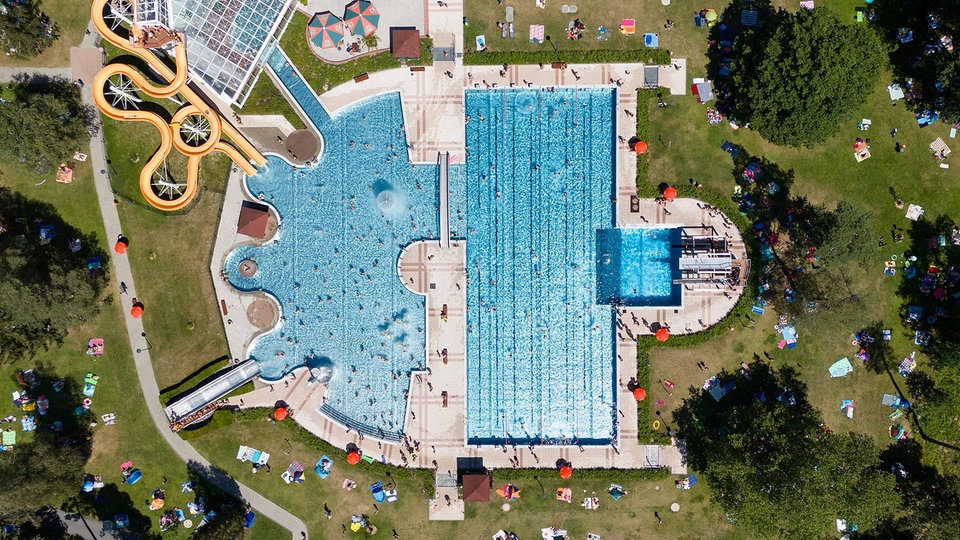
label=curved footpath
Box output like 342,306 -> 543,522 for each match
77,24 -> 308,540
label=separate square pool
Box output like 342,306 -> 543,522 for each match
597,227 -> 683,307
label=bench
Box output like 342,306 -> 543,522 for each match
354,73 -> 369,83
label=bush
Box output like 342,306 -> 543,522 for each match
492,467 -> 670,484
464,49 -> 670,67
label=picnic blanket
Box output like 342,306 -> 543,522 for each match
315,456 -> 333,479
282,460 -> 305,484
21,415 -> 36,432
829,357 -> 853,378
882,393 -> 911,409
887,83 -> 905,101
529,24 -> 545,43
899,352 -> 917,377
236,445 -> 270,465
2,430 -> 15,446
840,400 -> 855,419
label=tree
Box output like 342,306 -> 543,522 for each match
674,364 -> 899,538
729,7 -> 885,146
0,187 -> 108,362
0,436 -> 87,520
0,77 -> 97,175
0,0 -> 59,58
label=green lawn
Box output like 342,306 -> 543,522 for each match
0,143 -> 284,538
0,0 -> 91,68
100,117 -> 233,389
644,64 -> 959,472
238,71 -> 306,129
187,411 -> 742,540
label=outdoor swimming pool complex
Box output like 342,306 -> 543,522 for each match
230,57 -> 681,443
463,88 -> 617,445
225,83 -> 462,440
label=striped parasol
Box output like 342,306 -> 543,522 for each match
308,11 -> 344,49
343,0 -> 380,37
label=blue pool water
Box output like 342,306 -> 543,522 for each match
597,227 -> 682,307
226,74 -> 464,437
464,88 -> 617,445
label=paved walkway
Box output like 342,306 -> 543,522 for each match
77,24 -> 308,540
55,510 -> 122,540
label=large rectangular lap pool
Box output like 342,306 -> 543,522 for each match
464,88 -> 617,446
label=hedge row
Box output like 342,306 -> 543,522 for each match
491,466 -> 670,484
631,91 -> 761,444
463,49 -> 671,67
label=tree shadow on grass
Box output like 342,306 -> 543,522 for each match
68,483 -> 156,538
0,187 -> 110,361
895,213 -> 960,362
185,460 -> 247,539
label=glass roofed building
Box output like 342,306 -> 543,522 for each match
132,0 -> 295,106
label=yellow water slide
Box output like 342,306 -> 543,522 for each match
90,0 -> 266,211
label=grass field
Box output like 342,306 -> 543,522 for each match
0,0 -> 91,68
0,154 -> 281,538
99,117 -> 233,389
644,69 -> 957,426
187,412 -> 744,540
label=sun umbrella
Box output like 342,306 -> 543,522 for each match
704,9 -> 718,22
131,303 -> 144,318
308,11 -> 344,49
114,240 -> 127,254
633,387 -> 647,401
655,327 -> 670,341
343,0 -> 380,37
274,407 -> 288,421
347,451 -> 361,465
663,187 -> 677,200
559,465 -> 573,479
634,140 -> 648,154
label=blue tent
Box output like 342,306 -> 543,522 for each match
243,510 -> 256,529
369,481 -> 386,503
644,33 -> 659,48
126,469 -> 142,485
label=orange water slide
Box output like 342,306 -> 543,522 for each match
90,0 -> 265,211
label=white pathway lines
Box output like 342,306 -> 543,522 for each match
80,26 -> 308,539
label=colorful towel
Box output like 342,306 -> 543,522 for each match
829,358 -> 853,378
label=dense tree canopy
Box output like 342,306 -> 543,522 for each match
0,188 -> 108,362
730,8 -> 885,146
674,364 -> 899,538
0,0 -> 58,58
0,77 -> 96,175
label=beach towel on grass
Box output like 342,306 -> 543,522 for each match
829,357 -> 853,378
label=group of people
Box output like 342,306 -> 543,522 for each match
568,19 -> 587,40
